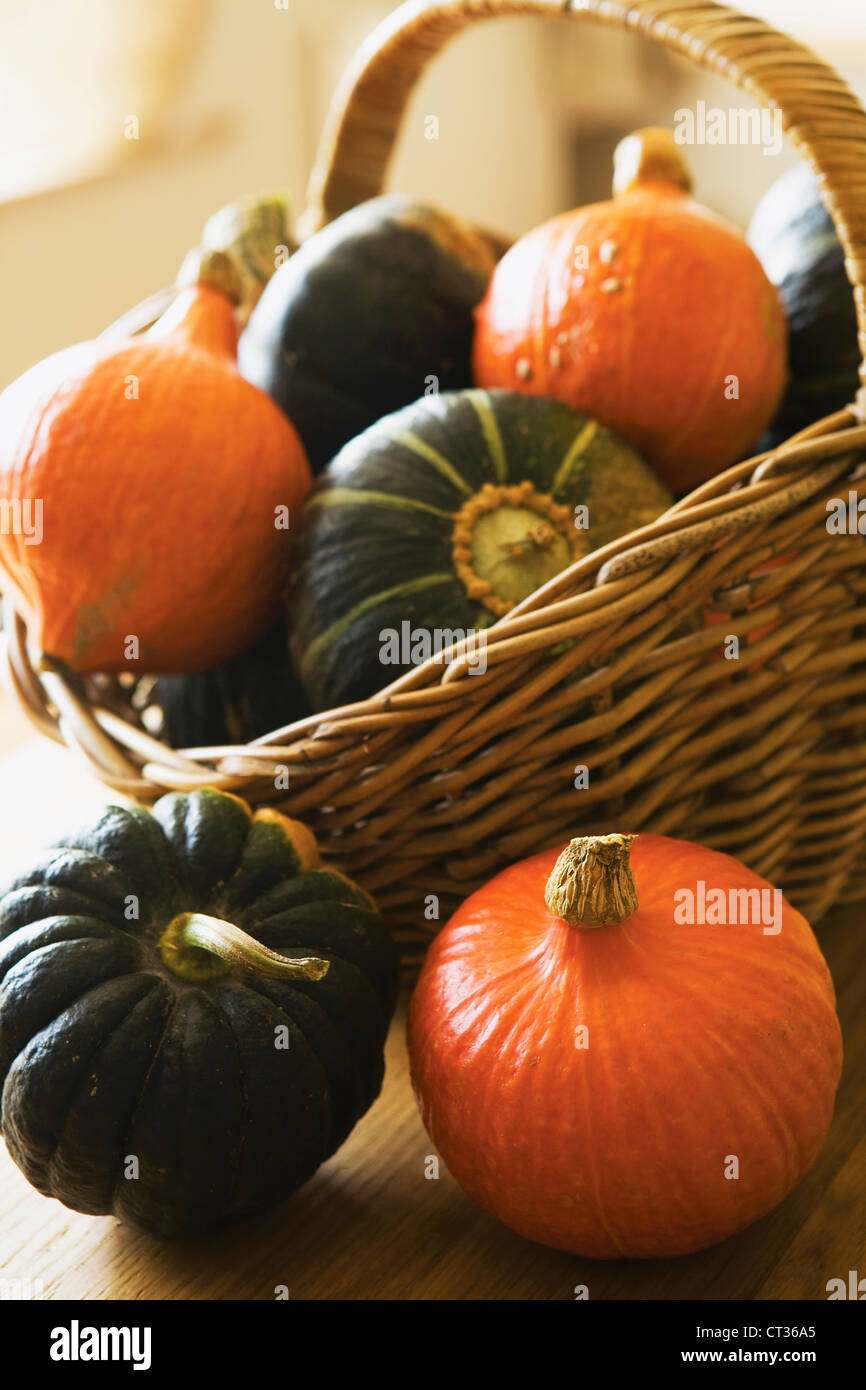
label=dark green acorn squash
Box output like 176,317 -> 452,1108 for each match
747,162 -> 860,448
288,388 -> 672,710
155,620 -> 310,748
237,195 -> 498,472
0,789 -> 397,1238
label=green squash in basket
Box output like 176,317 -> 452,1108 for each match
238,195 -> 498,472
288,388 -> 673,710
0,789 -> 398,1238
748,161 -> 860,447
155,620 -> 310,748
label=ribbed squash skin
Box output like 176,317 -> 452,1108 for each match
408,834 -> 842,1259
289,388 -> 672,710
748,161 -> 861,447
0,789 -> 397,1238
156,620 -> 310,748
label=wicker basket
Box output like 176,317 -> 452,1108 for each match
4,0 -> 866,969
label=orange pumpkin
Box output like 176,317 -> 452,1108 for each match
0,203 -> 311,674
473,128 -> 787,494
408,832 -> 841,1259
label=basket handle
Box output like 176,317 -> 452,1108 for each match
301,0 -> 866,404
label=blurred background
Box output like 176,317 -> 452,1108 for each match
0,0 -> 864,757
2,0 -> 865,390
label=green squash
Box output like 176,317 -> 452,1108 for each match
748,162 -> 860,447
238,195 -> 498,472
0,789 -> 397,1238
156,620 -> 310,748
289,388 -> 672,710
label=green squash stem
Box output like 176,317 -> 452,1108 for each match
545,834 -> 638,928
158,912 -> 330,984
176,193 -> 294,326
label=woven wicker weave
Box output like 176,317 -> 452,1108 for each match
4,0 -> 866,968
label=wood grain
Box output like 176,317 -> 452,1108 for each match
0,739 -> 863,1300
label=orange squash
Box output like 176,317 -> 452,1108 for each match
408,832 -> 841,1258
0,200 -> 311,674
473,128 -> 787,494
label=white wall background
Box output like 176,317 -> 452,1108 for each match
2,0 -> 865,390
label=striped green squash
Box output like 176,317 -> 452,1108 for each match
289,389 -> 672,709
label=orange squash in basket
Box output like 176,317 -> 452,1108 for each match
473,128 -> 787,494
408,832 -> 842,1259
0,212 -> 311,675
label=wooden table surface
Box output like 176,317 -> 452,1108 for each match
0,734 -> 863,1300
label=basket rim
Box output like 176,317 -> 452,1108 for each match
4,0 -> 866,821
1,402 -> 863,800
